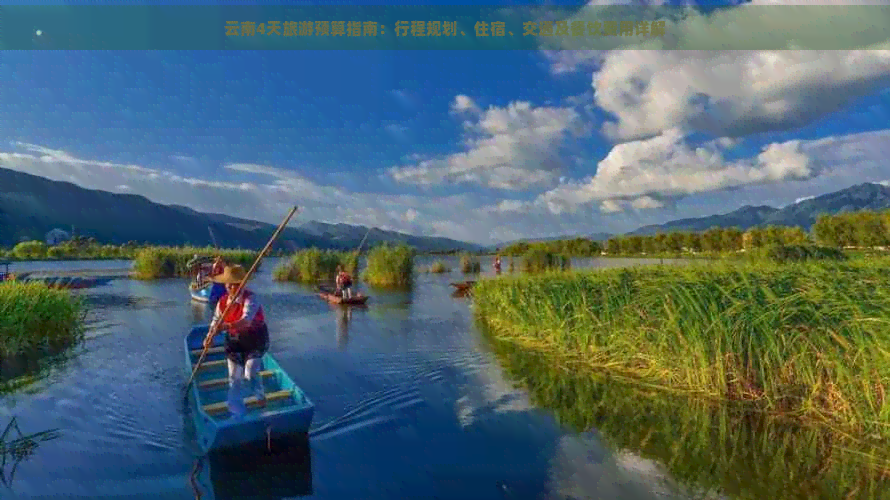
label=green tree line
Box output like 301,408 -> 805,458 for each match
497,210 -> 890,257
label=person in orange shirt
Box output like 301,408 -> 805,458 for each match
203,265 -> 269,412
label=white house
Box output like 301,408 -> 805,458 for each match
45,228 -> 70,246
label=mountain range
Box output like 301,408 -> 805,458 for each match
500,182 -> 890,244
3,166 -> 890,251
0,167 -> 486,252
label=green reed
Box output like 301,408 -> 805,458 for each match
483,334 -> 890,500
132,246 -> 257,280
362,243 -> 415,288
473,259 -> 890,440
0,282 -> 85,357
272,248 -> 358,283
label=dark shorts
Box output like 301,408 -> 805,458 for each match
225,323 -> 269,366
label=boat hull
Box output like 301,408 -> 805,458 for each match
189,283 -> 224,307
185,324 -> 314,453
317,292 -> 369,305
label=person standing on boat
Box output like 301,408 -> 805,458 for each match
335,265 -> 353,299
203,265 -> 269,413
208,256 -> 227,306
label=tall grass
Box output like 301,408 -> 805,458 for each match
521,247 -> 570,273
362,244 -> 415,288
485,335 -> 890,500
0,282 -> 85,357
272,248 -> 358,283
132,246 -> 257,279
460,253 -> 481,274
424,260 -> 450,274
473,259 -> 890,439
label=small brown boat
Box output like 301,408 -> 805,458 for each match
317,290 -> 370,306
449,281 -> 476,292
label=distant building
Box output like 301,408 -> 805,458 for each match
45,228 -> 71,246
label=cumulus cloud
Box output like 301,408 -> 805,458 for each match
389,99 -> 584,190
451,94 -> 480,114
535,128 -> 817,213
543,0 -> 890,141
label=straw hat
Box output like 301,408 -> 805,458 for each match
210,265 -> 250,284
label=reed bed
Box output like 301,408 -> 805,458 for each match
0,282 -> 84,357
362,243 -> 415,288
485,335 -> 890,500
424,260 -> 451,274
473,259 -> 890,440
132,246 -> 257,280
460,253 -> 481,274
520,248 -> 570,273
272,248 -> 358,283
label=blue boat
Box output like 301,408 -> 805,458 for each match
184,324 -> 315,452
189,282 -> 225,308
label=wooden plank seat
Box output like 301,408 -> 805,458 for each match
202,390 -> 293,416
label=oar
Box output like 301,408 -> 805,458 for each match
184,206 -> 300,395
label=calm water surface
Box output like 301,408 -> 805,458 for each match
0,257 -> 707,500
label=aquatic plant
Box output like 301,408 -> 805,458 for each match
0,417 -> 61,487
459,253 -> 481,274
473,259 -> 890,440
132,246 -> 257,280
520,247 -> 570,273
484,335 -> 890,500
272,248 -> 358,283
362,243 -> 415,288
426,260 -> 450,274
0,282 -> 85,358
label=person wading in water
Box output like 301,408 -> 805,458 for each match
203,264 -> 270,414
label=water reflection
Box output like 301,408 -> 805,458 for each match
335,307 -> 352,351
193,435 -> 312,500
0,417 -> 61,489
0,345 -> 81,395
484,333 -> 890,500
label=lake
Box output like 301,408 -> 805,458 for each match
2,256 -> 881,500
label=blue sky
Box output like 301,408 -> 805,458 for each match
3,0 -> 890,244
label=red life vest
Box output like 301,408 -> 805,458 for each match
218,290 -> 266,333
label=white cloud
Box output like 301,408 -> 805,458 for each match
544,0 -> 890,141
389,100 -> 584,190
451,94 -> 480,114
535,128 -> 818,213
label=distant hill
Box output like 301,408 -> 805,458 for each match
629,182 -> 890,235
0,168 -> 485,252
492,182 -> 890,248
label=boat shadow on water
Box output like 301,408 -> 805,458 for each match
191,434 -> 312,500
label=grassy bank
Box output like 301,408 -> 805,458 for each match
0,282 -> 85,358
363,244 -> 415,288
132,247 -> 258,280
473,259 -> 890,440
272,248 -> 358,283
484,335 -> 890,499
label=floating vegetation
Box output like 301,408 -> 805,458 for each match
0,417 -> 61,488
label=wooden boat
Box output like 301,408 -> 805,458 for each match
189,281 -> 224,307
185,324 -> 315,452
449,281 -> 476,291
316,290 -> 369,306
